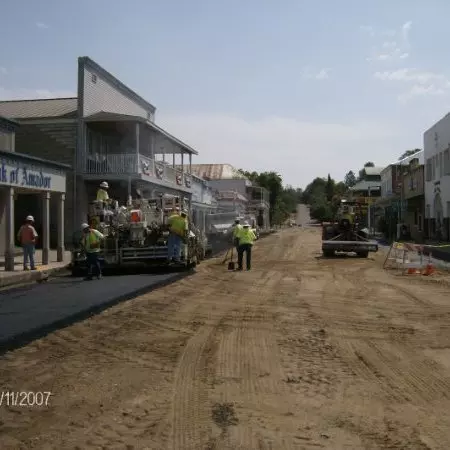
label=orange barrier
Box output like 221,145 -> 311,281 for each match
383,242 -> 434,275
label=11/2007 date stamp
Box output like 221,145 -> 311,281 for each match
1,391 -> 52,407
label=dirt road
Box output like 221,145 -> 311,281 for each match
2,228 -> 450,449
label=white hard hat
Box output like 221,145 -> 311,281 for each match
243,221 -> 250,227
175,207 -> 180,211
26,215 -> 34,222
100,181 -> 109,188
81,223 -> 90,230
181,209 -> 188,215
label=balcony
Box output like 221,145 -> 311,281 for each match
83,153 -> 192,191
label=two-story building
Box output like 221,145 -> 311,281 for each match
189,164 -> 270,229
375,151 -> 425,241
0,115 -> 68,271
0,56 -> 200,245
424,114 -> 450,241
348,166 -> 382,229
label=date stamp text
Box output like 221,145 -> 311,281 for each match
1,391 -> 52,407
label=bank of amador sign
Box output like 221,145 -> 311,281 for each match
0,159 -> 66,193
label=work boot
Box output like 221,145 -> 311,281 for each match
23,267 -> 29,271
97,274 -> 102,280
84,275 -> 93,281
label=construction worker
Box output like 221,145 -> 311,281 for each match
167,208 -> 187,263
342,206 -> 353,225
232,218 -> 243,252
81,223 -> 104,280
97,181 -> 109,202
17,215 -> 38,271
236,221 -> 257,271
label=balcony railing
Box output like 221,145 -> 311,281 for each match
84,153 -> 192,189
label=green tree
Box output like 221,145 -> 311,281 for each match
358,161 -> 376,180
344,170 -> 357,187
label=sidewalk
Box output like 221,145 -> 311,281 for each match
0,249 -> 71,288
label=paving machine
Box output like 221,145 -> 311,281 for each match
70,194 -> 205,275
321,199 -> 378,257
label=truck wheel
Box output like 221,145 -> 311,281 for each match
322,250 -> 335,257
356,251 -> 369,258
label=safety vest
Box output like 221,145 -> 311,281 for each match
83,230 -> 102,252
96,189 -> 109,201
233,224 -> 243,238
342,213 -> 353,224
169,214 -> 187,237
237,228 -> 256,245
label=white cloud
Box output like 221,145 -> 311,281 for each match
0,87 -> 75,100
301,67 -> 330,80
36,22 -> 49,29
374,68 -> 450,101
157,112 -> 398,187
362,21 -> 412,62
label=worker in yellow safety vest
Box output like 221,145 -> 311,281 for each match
167,208 -> 188,263
232,218 -> 243,252
97,181 -> 110,202
236,222 -> 257,271
81,223 -> 105,280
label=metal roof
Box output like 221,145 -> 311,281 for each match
349,180 -> 381,192
0,98 -> 77,119
0,149 -> 71,170
361,166 -> 384,176
84,111 -> 198,155
188,164 -> 246,180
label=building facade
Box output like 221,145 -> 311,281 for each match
0,56 -> 201,246
0,116 -> 68,270
424,114 -> 450,241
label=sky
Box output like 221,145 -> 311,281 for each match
1,0 -> 450,188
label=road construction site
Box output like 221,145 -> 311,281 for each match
2,227 -> 450,449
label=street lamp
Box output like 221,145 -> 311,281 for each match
367,185 -> 381,236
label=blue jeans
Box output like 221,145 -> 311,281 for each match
167,233 -> 182,261
23,243 -> 36,269
86,252 -> 101,277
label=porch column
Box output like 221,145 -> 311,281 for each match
57,193 -> 65,262
173,152 -> 176,168
181,151 -> 184,171
135,123 -> 140,172
42,191 -> 50,265
4,187 -> 15,271
189,153 -> 192,173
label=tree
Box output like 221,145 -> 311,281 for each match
398,148 -> 421,160
364,161 -> 375,167
325,174 -> 334,202
344,170 -> 357,187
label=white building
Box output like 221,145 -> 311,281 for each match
424,114 -> 450,240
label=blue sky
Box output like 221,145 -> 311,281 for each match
1,0 -> 450,187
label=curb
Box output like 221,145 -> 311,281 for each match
0,265 -> 70,289
0,270 -> 193,355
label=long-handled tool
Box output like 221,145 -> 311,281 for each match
227,247 -> 235,271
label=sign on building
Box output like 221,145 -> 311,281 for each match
0,158 -> 66,193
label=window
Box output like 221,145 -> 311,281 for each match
432,155 -> 437,179
418,214 -> 423,231
91,73 -> 97,83
444,149 -> 450,175
440,152 -> 444,178
447,201 -> 450,218
0,130 -> 12,151
426,158 -> 432,181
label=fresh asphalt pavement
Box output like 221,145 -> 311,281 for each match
0,271 -> 185,353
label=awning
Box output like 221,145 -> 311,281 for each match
84,111 -> 198,155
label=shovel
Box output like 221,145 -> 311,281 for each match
228,247 -> 235,271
